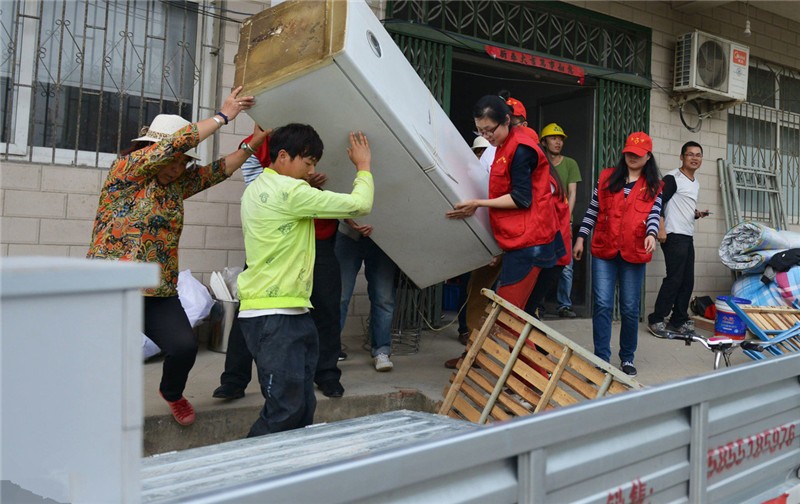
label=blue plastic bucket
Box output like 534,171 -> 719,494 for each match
714,296 -> 751,340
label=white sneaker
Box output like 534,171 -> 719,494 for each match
373,353 -> 393,372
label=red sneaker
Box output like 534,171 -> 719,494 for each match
160,392 -> 196,426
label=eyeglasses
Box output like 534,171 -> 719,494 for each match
683,152 -> 703,158
473,122 -> 504,138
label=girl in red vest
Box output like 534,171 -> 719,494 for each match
573,132 -> 663,377
447,95 -> 562,310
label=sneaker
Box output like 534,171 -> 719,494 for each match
621,361 -> 637,376
212,383 -> 245,400
338,351 -> 348,361
373,353 -> 393,372
160,392 -> 196,426
667,320 -> 695,335
557,306 -> 577,319
648,321 -> 670,338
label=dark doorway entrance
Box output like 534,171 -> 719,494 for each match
448,49 -> 596,310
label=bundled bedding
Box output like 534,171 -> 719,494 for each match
721,222 -> 800,307
719,222 -> 800,273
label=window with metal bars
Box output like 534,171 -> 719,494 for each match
0,0 -> 211,167
727,58 -> 800,224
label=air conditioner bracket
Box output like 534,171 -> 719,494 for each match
669,93 -> 743,119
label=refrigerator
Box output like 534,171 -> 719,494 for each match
234,0 -> 501,288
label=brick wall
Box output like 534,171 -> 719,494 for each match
568,0 -> 800,309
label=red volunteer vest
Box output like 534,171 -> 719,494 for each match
488,127 -> 557,251
590,168 -> 662,264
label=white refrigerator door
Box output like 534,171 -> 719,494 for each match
236,0 -> 500,288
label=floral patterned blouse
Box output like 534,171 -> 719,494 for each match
87,124 -> 228,297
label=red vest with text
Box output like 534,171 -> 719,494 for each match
488,127 -> 557,251
590,168 -> 662,264
518,125 -> 540,143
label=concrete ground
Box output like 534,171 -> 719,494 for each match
143,310 -> 751,455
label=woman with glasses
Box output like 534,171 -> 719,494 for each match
447,94 -> 561,311
87,86 -> 268,426
572,132 -> 664,377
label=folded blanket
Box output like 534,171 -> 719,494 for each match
732,266 -> 800,306
719,222 -> 800,273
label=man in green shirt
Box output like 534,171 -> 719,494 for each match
238,124 -> 374,436
541,123 -> 581,318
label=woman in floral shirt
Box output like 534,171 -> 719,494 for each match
87,86 -> 268,426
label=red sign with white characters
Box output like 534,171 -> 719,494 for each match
485,45 -> 586,85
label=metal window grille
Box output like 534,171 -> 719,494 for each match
728,57 -> 800,225
0,0 -> 222,167
387,0 -> 651,78
390,33 -> 452,112
595,78 -> 650,176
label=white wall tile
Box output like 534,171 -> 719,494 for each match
42,166 -> 102,194
4,190 -> 66,218
39,219 -> 93,245
0,164 -> 41,190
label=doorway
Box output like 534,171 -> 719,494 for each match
449,50 -> 596,309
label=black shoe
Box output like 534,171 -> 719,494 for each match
558,306 -> 577,318
621,361 -> 637,376
212,384 -> 245,400
338,351 -> 348,361
318,381 -> 345,398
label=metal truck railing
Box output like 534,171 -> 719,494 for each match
5,258 -> 799,503
148,353 -> 800,503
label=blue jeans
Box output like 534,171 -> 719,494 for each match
336,232 -> 397,356
557,257 -> 574,309
591,255 -> 645,363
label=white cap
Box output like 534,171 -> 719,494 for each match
472,136 -> 491,150
132,114 -> 200,160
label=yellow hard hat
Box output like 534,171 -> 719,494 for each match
541,123 -> 567,139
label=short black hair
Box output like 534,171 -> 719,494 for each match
680,141 -> 703,156
268,123 -> 324,163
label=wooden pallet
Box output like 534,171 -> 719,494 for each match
738,305 -> 800,357
438,289 -> 643,424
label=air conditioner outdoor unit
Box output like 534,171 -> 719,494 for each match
673,30 -> 749,101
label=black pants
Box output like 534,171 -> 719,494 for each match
648,233 -> 695,327
144,296 -> 198,401
525,265 -> 564,316
310,236 -> 343,385
217,307 -> 253,389
219,237 -> 343,389
240,313 -> 319,436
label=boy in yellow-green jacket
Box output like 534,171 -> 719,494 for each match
238,124 -> 374,436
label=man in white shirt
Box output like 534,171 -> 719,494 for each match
648,141 -> 710,337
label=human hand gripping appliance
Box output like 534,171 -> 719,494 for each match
233,0 -> 501,288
